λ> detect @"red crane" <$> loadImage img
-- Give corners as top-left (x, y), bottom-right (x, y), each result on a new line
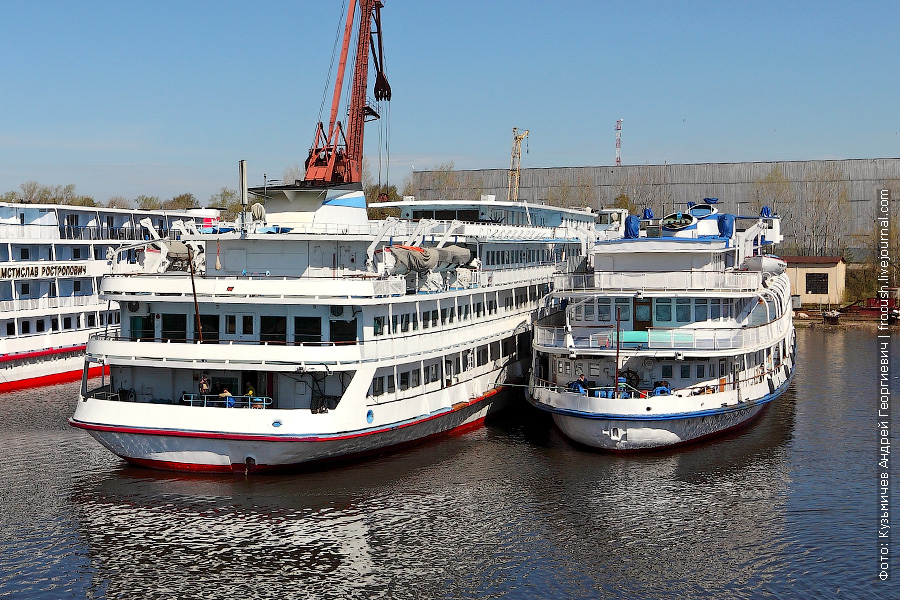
top-left (304, 0), bottom-right (391, 186)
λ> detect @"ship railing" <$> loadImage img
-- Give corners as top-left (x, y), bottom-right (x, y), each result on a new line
top-left (181, 393), bottom-right (272, 409)
top-left (532, 362), bottom-right (786, 400)
top-left (0, 294), bottom-right (98, 312)
top-left (535, 317), bottom-right (789, 352)
top-left (553, 270), bottom-right (762, 292)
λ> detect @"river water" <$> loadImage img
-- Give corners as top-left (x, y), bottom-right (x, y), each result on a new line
top-left (0, 328), bottom-right (896, 599)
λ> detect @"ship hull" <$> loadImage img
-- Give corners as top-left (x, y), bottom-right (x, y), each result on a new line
top-left (71, 385), bottom-right (513, 473)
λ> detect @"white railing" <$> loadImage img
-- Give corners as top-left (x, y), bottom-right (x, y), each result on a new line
top-left (0, 294), bottom-right (99, 312)
top-left (553, 270), bottom-right (762, 292)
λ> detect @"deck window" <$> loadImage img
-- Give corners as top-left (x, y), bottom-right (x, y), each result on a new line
top-left (401, 314), bottom-right (410, 332)
top-left (374, 316), bottom-right (386, 336)
top-left (330, 318), bottom-right (357, 343)
top-left (242, 315), bottom-right (254, 335)
top-left (225, 315), bottom-right (236, 335)
top-left (696, 364), bottom-right (706, 378)
top-left (710, 299), bottom-right (721, 320)
top-left (655, 299), bottom-right (672, 322)
top-left (295, 317), bottom-right (322, 343)
top-left (661, 364), bottom-right (673, 379)
top-left (131, 315), bottom-right (153, 341)
top-left (615, 298), bottom-right (631, 321)
top-left (400, 371), bottom-right (410, 391)
top-left (675, 299), bottom-right (691, 323)
top-left (694, 299), bottom-right (708, 322)
top-left (194, 314), bottom-right (220, 343)
top-left (477, 345), bottom-right (488, 366)
top-left (259, 316), bottom-right (286, 343)
top-left (598, 298), bottom-right (612, 322)
top-left (680, 364), bottom-right (691, 379)
top-left (162, 314), bottom-right (187, 341)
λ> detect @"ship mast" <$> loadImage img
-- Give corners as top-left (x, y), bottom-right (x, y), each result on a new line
top-left (304, 0), bottom-right (391, 186)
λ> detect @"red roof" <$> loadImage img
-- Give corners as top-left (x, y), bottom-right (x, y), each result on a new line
top-left (781, 256), bottom-right (844, 265)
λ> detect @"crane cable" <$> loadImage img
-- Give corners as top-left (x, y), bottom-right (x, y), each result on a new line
top-left (317, 0), bottom-right (349, 126)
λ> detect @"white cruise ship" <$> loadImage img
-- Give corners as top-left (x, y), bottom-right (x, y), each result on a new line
top-left (70, 183), bottom-right (627, 472)
top-left (527, 202), bottom-right (796, 450)
top-left (0, 202), bottom-right (213, 392)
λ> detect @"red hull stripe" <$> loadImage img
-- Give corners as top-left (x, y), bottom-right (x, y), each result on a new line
top-left (0, 344), bottom-right (87, 364)
top-left (0, 364), bottom-right (103, 393)
top-left (70, 386), bottom-right (505, 443)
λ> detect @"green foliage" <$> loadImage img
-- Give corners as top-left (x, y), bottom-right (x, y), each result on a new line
top-left (1, 190), bottom-right (19, 202)
top-left (365, 183), bottom-right (401, 219)
top-left (163, 193), bottom-right (198, 210)
top-left (209, 187), bottom-right (242, 221)
top-left (613, 193), bottom-right (637, 214)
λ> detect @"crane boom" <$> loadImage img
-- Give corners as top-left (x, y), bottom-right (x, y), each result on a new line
top-left (305, 0), bottom-right (390, 187)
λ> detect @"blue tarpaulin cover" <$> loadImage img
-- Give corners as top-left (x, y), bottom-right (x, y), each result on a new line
top-left (717, 214), bottom-right (735, 238)
top-left (624, 215), bottom-right (640, 238)
top-left (760, 205), bottom-right (772, 217)
top-left (642, 208), bottom-right (654, 219)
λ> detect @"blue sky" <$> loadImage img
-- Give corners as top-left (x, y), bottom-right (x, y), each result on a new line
top-left (1, 0), bottom-right (897, 204)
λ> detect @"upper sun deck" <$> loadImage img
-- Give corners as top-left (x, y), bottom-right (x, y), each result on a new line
top-left (0, 202), bottom-right (214, 242)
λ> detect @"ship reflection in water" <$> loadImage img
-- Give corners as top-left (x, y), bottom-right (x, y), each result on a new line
top-left (0, 328), bottom-right (892, 599)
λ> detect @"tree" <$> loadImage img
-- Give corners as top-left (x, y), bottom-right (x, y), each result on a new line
top-left (365, 183), bottom-right (401, 219)
top-left (613, 192), bottom-right (637, 215)
top-left (135, 195), bottom-right (162, 210)
top-left (209, 187), bottom-right (242, 221)
top-left (1, 190), bottom-right (18, 202)
top-left (106, 195), bottom-right (131, 209)
top-left (163, 193), bottom-right (198, 210)
top-left (791, 164), bottom-right (851, 256)
top-left (282, 163), bottom-right (303, 186)
top-left (430, 161), bottom-right (459, 200)
top-left (20, 181), bottom-right (40, 203)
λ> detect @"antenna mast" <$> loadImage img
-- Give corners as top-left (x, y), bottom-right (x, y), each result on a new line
top-left (507, 127), bottom-right (529, 202)
top-left (615, 119), bottom-right (623, 166)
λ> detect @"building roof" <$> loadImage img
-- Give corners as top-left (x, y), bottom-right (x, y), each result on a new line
top-left (781, 255), bottom-right (845, 265)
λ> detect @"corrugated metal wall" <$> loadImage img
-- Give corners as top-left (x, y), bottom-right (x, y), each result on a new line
top-left (411, 158), bottom-right (900, 245)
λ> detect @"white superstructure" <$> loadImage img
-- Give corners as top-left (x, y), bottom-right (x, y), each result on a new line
top-left (0, 203), bottom-right (214, 391)
top-left (71, 185), bottom-right (627, 472)
top-left (527, 202), bottom-right (796, 450)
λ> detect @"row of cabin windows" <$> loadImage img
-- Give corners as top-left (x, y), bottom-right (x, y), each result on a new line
top-left (2, 310), bottom-right (117, 337)
top-left (370, 334), bottom-right (525, 397)
top-left (572, 298), bottom-right (738, 324)
top-left (136, 313), bottom-right (352, 344)
top-left (8, 245), bottom-right (123, 261)
top-left (484, 248), bottom-right (554, 267)
top-left (559, 360), bottom-right (717, 380)
top-left (373, 285), bottom-right (549, 337)
top-left (1, 279), bottom-right (96, 301)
